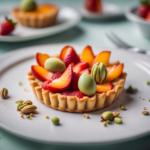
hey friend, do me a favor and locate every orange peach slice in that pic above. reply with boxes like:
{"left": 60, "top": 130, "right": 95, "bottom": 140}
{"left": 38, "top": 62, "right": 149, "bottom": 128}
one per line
{"left": 106, "top": 63, "right": 124, "bottom": 82}
{"left": 93, "top": 51, "right": 111, "bottom": 67}
{"left": 45, "top": 64, "right": 73, "bottom": 92}
{"left": 60, "top": 46, "right": 71, "bottom": 60}
{"left": 80, "top": 45, "right": 95, "bottom": 67}
{"left": 31, "top": 65, "right": 53, "bottom": 81}
{"left": 36, "top": 53, "right": 50, "bottom": 68}
{"left": 96, "top": 82, "right": 113, "bottom": 93}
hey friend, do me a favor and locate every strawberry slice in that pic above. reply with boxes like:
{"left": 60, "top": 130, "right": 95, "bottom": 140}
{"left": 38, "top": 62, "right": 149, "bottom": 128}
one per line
{"left": 62, "top": 91, "right": 85, "bottom": 99}
{"left": 0, "top": 17, "right": 17, "bottom": 35}
{"left": 73, "top": 61, "right": 89, "bottom": 74}
{"left": 52, "top": 73, "right": 62, "bottom": 80}
{"left": 79, "top": 68, "right": 91, "bottom": 76}
{"left": 70, "top": 72, "right": 79, "bottom": 91}
{"left": 31, "top": 65, "right": 53, "bottom": 81}
{"left": 60, "top": 46, "right": 80, "bottom": 66}
{"left": 42, "top": 64, "right": 73, "bottom": 92}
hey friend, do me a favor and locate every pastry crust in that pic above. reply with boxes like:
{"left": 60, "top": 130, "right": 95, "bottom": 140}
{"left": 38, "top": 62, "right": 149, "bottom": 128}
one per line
{"left": 27, "top": 70, "right": 127, "bottom": 113}
{"left": 12, "top": 4, "right": 59, "bottom": 28}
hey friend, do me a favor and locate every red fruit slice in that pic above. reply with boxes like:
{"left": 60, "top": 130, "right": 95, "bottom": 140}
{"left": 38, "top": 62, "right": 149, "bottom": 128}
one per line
{"left": 73, "top": 61, "right": 89, "bottom": 74}
{"left": 93, "top": 51, "right": 111, "bottom": 67}
{"left": 79, "top": 68, "right": 91, "bottom": 76}
{"left": 106, "top": 63, "right": 124, "bottom": 82}
{"left": 60, "top": 46, "right": 80, "bottom": 66}
{"left": 146, "top": 10, "right": 150, "bottom": 21}
{"left": 96, "top": 82, "right": 113, "bottom": 93}
{"left": 80, "top": 45, "right": 95, "bottom": 67}
{"left": 42, "top": 64, "right": 73, "bottom": 92}
{"left": 70, "top": 91, "right": 85, "bottom": 99}
{"left": 139, "top": 5, "right": 150, "bottom": 18}
{"left": 31, "top": 65, "right": 53, "bottom": 81}
{"left": 52, "top": 73, "right": 62, "bottom": 80}
{"left": 36, "top": 53, "right": 50, "bottom": 68}
{"left": 61, "top": 92, "right": 70, "bottom": 96}
{"left": 70, "top": 72, "right": 79, "bottom": 91}
{"left": 85, "top": 0, "right": 102, "bottom": 12}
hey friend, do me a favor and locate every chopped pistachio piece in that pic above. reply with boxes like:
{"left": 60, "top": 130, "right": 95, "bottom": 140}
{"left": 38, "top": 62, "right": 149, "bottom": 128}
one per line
{"left": 18, "top": 82, "right": 22, "bottom": 85}
{"left": 45, "top": 115, "right": 49, "bottom": 119}
{"left": 146, "top": 81, "right": 150, "bottom": 85}
{"left": 126, "top": 85, "right": 137, "bottom": 94}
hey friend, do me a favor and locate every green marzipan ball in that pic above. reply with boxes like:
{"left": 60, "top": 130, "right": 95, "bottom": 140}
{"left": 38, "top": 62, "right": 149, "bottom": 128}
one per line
{"left": 20, "top": 0, "right": 37, "bottom": 12}
{"left": 44, "top": 58, "right": 66, "bottom": 73}
{"left": 78, "top": 73, "right": 96, "bottom": 96}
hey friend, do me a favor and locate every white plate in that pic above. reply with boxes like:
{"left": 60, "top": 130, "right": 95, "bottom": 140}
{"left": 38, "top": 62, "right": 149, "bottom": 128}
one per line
{"left": 80, "top": 3, "right": 124, "bottom": 20}
{"left": 0, "top": 7, "right": 81, "bottom": 42}
{"left": 0, "top": 44, "right": 150, "bottom": 144}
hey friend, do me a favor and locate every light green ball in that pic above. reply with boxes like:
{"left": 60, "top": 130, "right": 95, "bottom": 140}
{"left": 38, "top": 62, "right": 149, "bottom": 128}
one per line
{"left": 102, "top": 111, "right": 113, "bottom": 120}
{"left": 44, "top": 58, "right": 66, "bottom": 73}
{"left": 78, "top": 73, "right": 96, "bottom": 96}
{"left": 51, "top": 117, "right": 59, "bottom": 125}
{"left": 20, "top": 0, "right": 37, "bottom": 12}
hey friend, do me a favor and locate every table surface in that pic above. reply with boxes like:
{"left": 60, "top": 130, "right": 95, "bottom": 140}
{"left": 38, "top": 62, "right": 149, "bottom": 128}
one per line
{"left": 0, "top": 0, "right": 150, "bottom": 150}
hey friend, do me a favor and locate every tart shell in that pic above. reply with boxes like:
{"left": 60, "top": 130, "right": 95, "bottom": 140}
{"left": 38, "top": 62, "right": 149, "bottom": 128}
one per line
{"left": 12, "top": 4, "right": 59, "bottom": 28}
{"left": 27, "top": 70, "right": 127, "bottom": 113}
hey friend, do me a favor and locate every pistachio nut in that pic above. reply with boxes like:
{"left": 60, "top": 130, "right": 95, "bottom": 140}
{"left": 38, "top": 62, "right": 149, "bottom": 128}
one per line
{"left": 0, "top": 88, "right": 8, "bottom": 99}
{"left": 51, "top": 117, "right": 59, "bottom": 125}
{"left": 44, "top": 58, "right": 66, "bottom": 73}
{"left": 120, "top": 104, "right": 125, "bottom": 110}
{"left": 15, "top": 100, "right": 24, "bottom": 104}
{"left": 20, "top": 0, "right": 37, "bottom": 12}
{"left": 91, "top": 62, "right": 107, "bottom": 84}
{"left": 101, "top": 111, "right": 113, "bottom": 121}
{"left": 18, "top": 104, "right": 27, "bottom": 110}
{"left": 113, "top": 111, "right": 119, "bottom": 117}
{"left": 142, "top": 111, "right": 149, "bottom": 115}
{"left": 21, "top": 105, "right": 37, "bottom": 114}
{"left": 23, "top": 100, "right": 33, "bottom": 105}
{"left": 106, "top": 120, "right": 112, "bottom": 124}
{"left": 114, "top": 117, "right": 122, "bottom": 124}
{"left": 78, "top": 73, "right": 96, "bottom": 96}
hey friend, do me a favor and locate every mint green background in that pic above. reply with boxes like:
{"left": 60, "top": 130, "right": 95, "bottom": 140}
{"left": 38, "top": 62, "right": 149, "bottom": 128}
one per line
{"left": 0, "top": 0, "right": 150, "bottom": 150}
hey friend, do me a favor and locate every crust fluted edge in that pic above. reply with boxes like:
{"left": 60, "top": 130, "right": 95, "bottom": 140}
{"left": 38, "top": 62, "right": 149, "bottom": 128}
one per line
{"left": 27, "top": 71, "right": 127, "bottom": 113}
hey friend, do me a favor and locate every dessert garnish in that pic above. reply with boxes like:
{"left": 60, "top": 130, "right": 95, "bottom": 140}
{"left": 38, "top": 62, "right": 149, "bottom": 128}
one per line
{"left": 143, "top": 107, "right": 147, "bottom": 110}
{"left": 112, "top": 111, "right": 119, "bottom": 117}
{"left": 78, "top": 73, "right": 96, "bottom": 96}
{"left": 44, "top": 58, "right": 66, "bottom": 73}
{"left": 20, "top": 0, "right": 37, "bottom": 12}
{"left": 0, "top": 88, "right": 8, "bottom": 99}
{"left": 91, "top": 62, "right": 107, "bottom": 84}
{"left": 142, "top": 111, "right": 149, "bottom": 115}
{"left": 126, "top": 85, "right": 138, "bottom": 94}
{"left": 149, "top": 99, "right": 150, "bottom": 102}
{"left": 0, "top": 17, "right": 17, "bottom": 35}
{"left": 18, "top": 82, "right": 22, "bottom": 86}
{"left": 85, "top": 0, "right": 102, "bottom": 13}
{"left": 101, "top": 111, "right": 113, "bottom": 121}
{"left": 28, "top": 45, "right": 127, "bottom": 112}
{"left": 114, "top": 117, "right": 122, "bottom": 124}
{"left": 51, "top": 117, "right": 59, "bottom": 125}
{"left": 146, "top": 81, "right": 150, "bottom": 85}
{"left": 83, "top": 114, "right": 89, "bottom": 118}
{"left": 120, "top": 104, "right": 125, "bottom": 110}
{"left": 45, "top": 115, "right": 49, "bottom": 119}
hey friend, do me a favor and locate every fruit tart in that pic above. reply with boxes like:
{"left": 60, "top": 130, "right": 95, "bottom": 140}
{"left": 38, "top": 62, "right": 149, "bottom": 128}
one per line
{"left": 28, "top": 45, "right": 127, "bottom": 112}
{"left": 12, "top": 0, "right": 59, "bottom": 28}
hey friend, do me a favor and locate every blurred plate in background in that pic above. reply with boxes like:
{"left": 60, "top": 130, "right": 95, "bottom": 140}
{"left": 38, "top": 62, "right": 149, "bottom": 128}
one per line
{"left": 80, "top": 3, "right": 124, "bottom": 20}
{"left": 0, "top": 7, "right": 81, "bottom": 42}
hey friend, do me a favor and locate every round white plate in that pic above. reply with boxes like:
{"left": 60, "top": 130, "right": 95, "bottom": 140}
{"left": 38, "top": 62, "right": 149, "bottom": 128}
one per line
{"left": 0, "top": 44, "right": 150, "bottom": 144}
{"left": 0, "top": 7, "right": 81, "bottom": 42}
{"left": 79, "top": 3, "right": 124, "bottom": 20}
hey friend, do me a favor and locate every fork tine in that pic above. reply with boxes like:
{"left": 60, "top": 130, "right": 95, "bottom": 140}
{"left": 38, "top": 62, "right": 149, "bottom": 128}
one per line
{"left": 110, "top": 32, "right": 132, "bottom": 49}
{"left": 105, "top": 33, "right": 125, "bottom": 48}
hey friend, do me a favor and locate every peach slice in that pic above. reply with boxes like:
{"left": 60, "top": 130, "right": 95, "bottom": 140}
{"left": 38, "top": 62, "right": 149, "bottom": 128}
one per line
{"left": 106, "top": 63, "right": 124, "bottom": 82}
{"left": 36, "top": 53, "right": 50, "bottom": 68}
{"left": 73, "top": 61, "right": 89, "bottom": 74}
{"left": 43, "top": 64, "right": 73, "bottom": 92}
{"left": 79, "top": 68, "right": 91, "bottom": 76}
{"left": 93, "top": 51, "right": 111, "bottom": 67}
{"left": 60, "top": 46, "right": 70, "bottom": 60}
{"left": 96, "top": 82, "right": 113, "bottom": 93}
{"left": 31, "top": 65, "right": 53, "bottom": 81}
{"left": 80, "top": 45, "right": 95, "bottom": 67}
{"left": 106, "top": 65, "right": 116, "bottom": 72}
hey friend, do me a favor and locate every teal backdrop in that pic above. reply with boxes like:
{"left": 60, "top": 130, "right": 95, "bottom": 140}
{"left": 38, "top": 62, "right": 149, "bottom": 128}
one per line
{"left": 0, "top": 0, "right": 150, "bottom": 150}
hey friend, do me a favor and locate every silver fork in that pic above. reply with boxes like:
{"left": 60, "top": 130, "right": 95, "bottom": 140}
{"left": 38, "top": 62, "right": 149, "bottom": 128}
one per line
{"left": 106, "top": 32, "right": 150, "bottom": 56}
